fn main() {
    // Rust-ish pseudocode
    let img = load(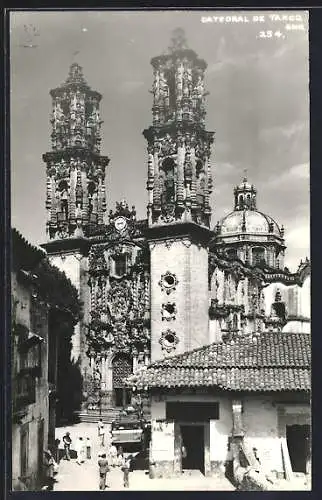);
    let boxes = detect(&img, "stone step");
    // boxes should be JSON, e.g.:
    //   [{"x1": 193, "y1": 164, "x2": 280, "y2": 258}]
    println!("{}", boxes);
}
[{"x1": 75, "y1": 410, "x2": 120, "y2": 424}]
